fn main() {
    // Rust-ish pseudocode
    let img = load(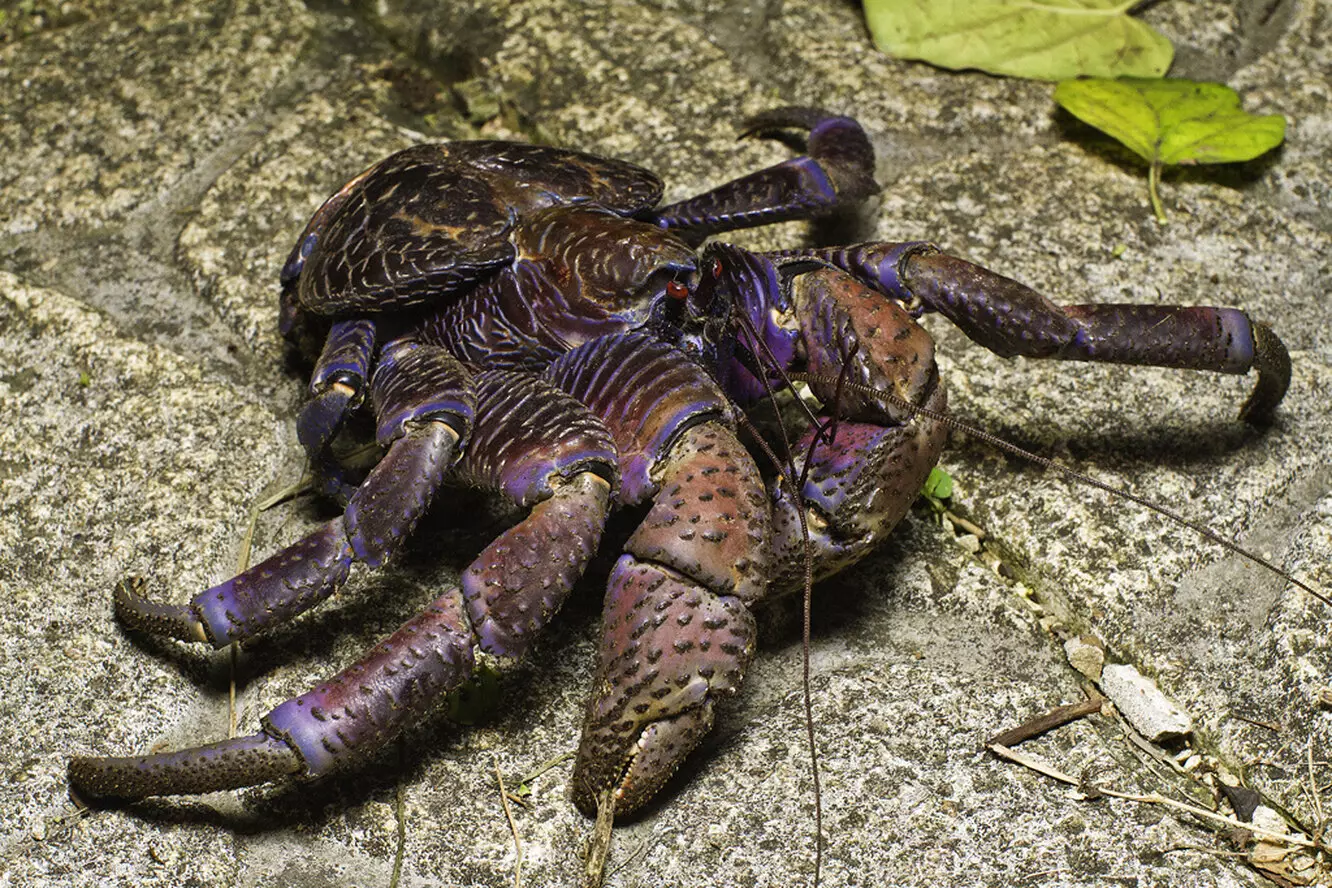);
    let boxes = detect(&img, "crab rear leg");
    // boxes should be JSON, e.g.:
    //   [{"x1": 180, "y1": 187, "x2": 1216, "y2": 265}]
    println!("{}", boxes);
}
[
  {"x1": 295, "y1": 318, "x2": 377, "y2": 500},
  {"x1": 650, "y1": 107, "x2": 877, "y2": 239},
  {"x1": 115, "y1": 339, "x2": 475, "y2": 647},
  {"x1": 778, "y1": 243, "x2": 1291, "y2": 425},
  {"x1": 70, "y1": 372, "x2": 619, "y2": 799}
]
